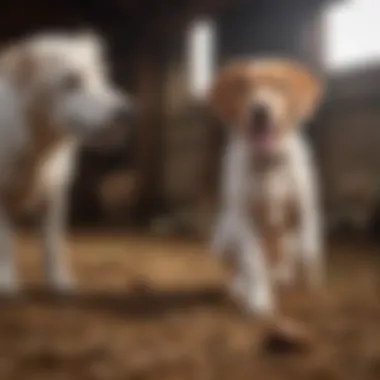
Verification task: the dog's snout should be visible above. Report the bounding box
[251,103,269,124]
[119,107,130,124]
[113,104,135,125]
[249,103,273,139]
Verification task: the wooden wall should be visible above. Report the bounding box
[158,60,219,236]
[216,0,326,72]
[317,65,380,232]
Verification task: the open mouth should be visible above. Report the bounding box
[248,106,275,152]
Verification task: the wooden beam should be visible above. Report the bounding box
[132,48,165,222]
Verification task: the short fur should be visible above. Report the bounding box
[0,32,132,293]
[209,58,324,315]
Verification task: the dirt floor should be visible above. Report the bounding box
[0,232,380,380]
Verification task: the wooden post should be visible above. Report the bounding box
[133,48,164,223]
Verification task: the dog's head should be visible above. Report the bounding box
[3,32,135,145]
[209,58,323,155]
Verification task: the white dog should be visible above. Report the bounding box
[0,32,133,294]
[209,59,324,316]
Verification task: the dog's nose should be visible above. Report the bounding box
[250,103,270,125]
[113,102,137,126]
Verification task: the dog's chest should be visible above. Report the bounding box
[248,161,299,264]
[249,160,298,229]
[2,145,62,216]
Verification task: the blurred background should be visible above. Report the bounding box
[2,0,380,379]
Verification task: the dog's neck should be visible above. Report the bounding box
[26,98,68,156]
[250,149,288,174]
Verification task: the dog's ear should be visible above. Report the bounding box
[1,47,36,88]
[253,59,323,123]
[76,30,105,57]
[282,61,323,122]
[78,31,101,45]
[208,61,253,125]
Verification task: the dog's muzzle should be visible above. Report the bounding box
[84,101,137,150]
[111,103,137,127]
[249,103,271,136]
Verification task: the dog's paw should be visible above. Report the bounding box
[246,286,275,317]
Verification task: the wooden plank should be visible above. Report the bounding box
[133,49,164,221]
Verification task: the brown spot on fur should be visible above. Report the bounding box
[252,194,300,265]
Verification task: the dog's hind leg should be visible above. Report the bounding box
[41,185,75,293]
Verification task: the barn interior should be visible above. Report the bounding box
[1,0,380,379]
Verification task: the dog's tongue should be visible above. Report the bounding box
[251,128,274,154]
[255,134,272,151]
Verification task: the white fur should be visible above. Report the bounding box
[0,32,129,293]
[211,131,323,315]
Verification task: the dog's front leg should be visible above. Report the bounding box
[210,210,236,258]
[42,186,75,293]
[0,209,18,294]
[211,211,248,301]
[237,218,274,316]
[275,229,299,286]
[299,191,324,289]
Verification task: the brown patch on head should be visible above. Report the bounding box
[208,60,255,127]
[252,59,323,125]
[209,59,323,138]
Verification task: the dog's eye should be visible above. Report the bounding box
[61,72,82,91]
